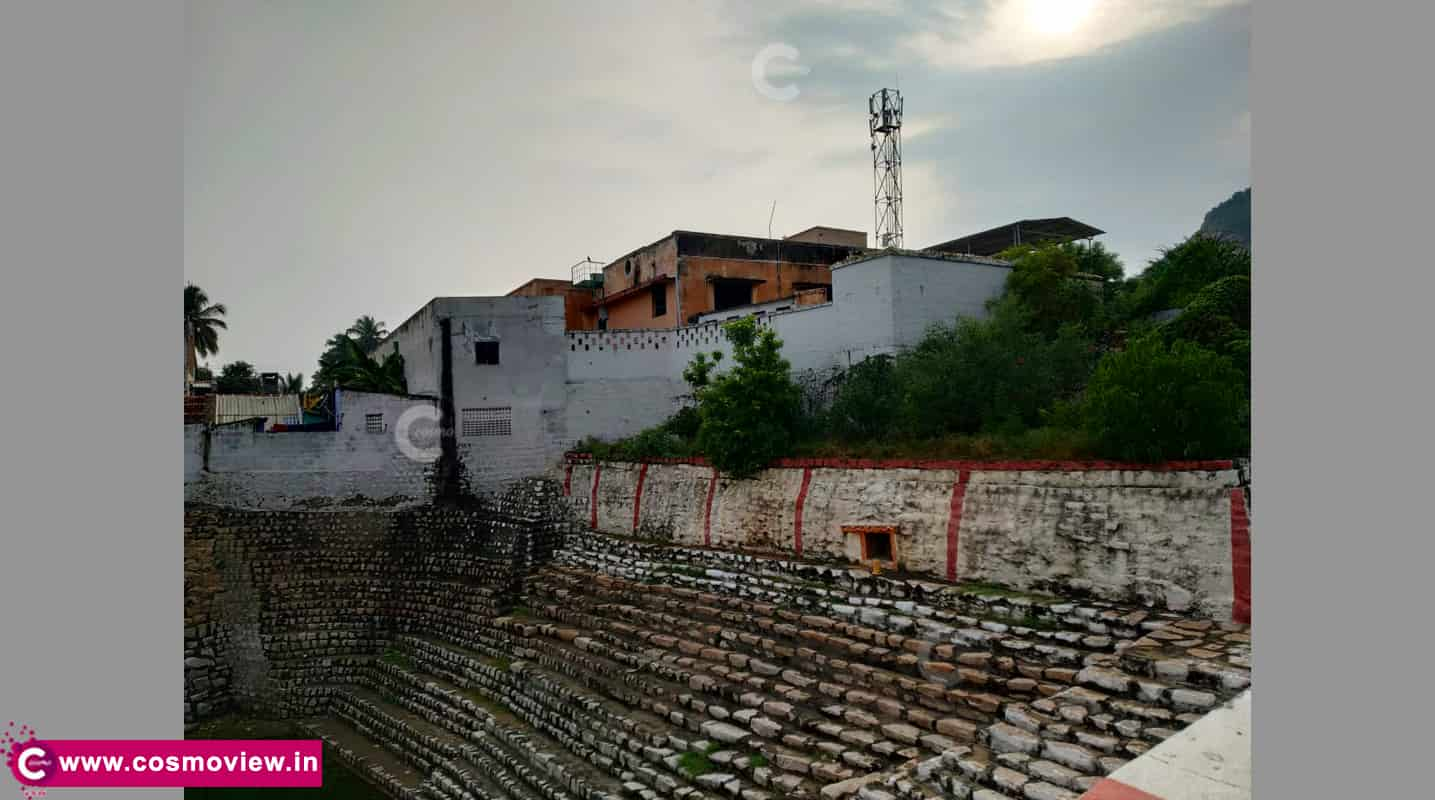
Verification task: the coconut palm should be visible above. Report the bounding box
[332,337,406,395]
[282,373,305,394]
[347,315,389,353]
[184,284,228,375]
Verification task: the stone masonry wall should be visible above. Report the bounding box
[562,458,1249,620]
[182,478,570,729]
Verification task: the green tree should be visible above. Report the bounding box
[215,361,260,393]
[281,372,305,393]
[184,283,228,368]
[826,354,899,440]
[691,317,802,478]
[1079,336,1248,462]
[347,315,389,353]
[1120,234,1251,320]
[331,337,407,394]
[892,299,1096,438]
[996,240,1122,338]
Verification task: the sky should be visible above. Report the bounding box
[185,0,1250,379]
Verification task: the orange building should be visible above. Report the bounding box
[506,277,599,330]
[586,228,867,330]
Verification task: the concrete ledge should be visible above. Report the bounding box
[1080,689,1251,800]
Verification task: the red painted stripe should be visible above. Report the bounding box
[793,467,813,557]
[589,463,602,531]
[632,462,650,533]
[702,466,719,547]
[1230,488,1252,625]
[562,452,1232,473]
[946,469,971,582]
[563,462,573,496]
[1078,778,1164,800]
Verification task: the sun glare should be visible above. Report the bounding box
[1023,0,1098,37]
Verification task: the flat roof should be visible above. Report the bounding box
[926,217,1104,256]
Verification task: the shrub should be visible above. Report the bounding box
[826,354,898,440]
[1079,336,1248,461]
[997,240,1122,338]
[1121,234,1251,320]
[891,300,1096,438]
[693,317,802,478]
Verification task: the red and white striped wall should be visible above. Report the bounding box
[563,455,1252,622]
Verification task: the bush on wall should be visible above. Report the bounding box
[1079,335,1249,462]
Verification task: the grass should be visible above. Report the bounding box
[677,750,715,778]
[507,605,534,619]
[957,581,1059,603]
[380,648,414,670]
[747,753,768,768]
[185,716,386,800]
[575,425,1098,464]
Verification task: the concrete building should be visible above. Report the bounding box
[584,229,867,330]
[368,249,1012,494]
[507,277,599,331]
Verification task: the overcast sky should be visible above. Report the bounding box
[186,0,1250,379]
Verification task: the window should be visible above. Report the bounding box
[474,340,500,365]
[713,280,754,311]
[651,285,667,317]
[863,530,894,561]
[461,406,511,437]
[364,413,384,434]
[844,524,899,564]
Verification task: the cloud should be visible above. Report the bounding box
[906,0,1249,69]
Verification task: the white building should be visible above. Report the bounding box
[377,250,1013,496]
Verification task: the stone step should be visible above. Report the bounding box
[386,632,777,800]
[300,715,425,799]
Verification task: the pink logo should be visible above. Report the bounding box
[3,722,48,799]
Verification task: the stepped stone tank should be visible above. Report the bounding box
[184,478,1251,800]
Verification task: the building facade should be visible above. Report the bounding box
[376,249,1011,495]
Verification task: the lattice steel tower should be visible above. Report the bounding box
[869,88,904,249]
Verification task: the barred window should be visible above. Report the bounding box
[364,413,384,433]
[461,406,511,437]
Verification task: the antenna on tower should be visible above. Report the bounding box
[869,88,904,249]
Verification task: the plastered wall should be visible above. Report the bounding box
[562,458,1251,620]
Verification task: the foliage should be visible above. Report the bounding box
[311,332,352,390]
[330,337,407,394]
[1159,274,1251,382]
[194,365,213,381]
[346,315,389,352]
[184,283,227,359]
[215,361,260,393]
[888,300,1096,439]
[1120,234,1251,320]
[996,240,1122,337]
[692,317,803,478]
[312,317,394,390]
[1078,336,1249,461]
[281,372,305,394]
[825,354,898,440]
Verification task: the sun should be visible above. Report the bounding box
[1023,0,1098,37]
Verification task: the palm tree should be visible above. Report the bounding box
[282,373,305,394]
[333,337,407,395]
[347,315,388,353]
[184,284,228,384]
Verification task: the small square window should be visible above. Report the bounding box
[475,340,500,365]
[364,413,384,434]
[863,530,893,561]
